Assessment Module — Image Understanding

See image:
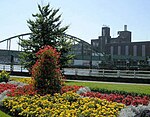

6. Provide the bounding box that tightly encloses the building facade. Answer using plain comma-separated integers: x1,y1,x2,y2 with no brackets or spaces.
91,25,150,70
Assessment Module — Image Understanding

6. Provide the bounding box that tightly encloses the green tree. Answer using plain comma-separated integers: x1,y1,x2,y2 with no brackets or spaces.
19,3,73,71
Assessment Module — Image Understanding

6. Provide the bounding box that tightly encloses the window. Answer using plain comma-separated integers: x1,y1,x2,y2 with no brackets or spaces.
118,46,121,55
111,46,114,55
125,46,129,55
133,45,137,56
142,45,145,57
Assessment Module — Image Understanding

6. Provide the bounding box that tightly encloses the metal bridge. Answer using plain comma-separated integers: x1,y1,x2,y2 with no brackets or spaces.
0,33,103,71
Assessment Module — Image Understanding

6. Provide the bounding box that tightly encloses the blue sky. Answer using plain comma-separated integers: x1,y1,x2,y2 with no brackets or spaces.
1,0,150,49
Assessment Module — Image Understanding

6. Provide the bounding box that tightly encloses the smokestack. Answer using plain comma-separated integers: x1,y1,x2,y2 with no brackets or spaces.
124,25,127,31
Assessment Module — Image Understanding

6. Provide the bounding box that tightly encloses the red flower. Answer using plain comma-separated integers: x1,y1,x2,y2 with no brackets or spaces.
61,85,83,94
80,91,150,106
0,84,17,94
7,84,37,97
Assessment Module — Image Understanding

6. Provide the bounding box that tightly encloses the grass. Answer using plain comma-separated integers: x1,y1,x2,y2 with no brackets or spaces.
66,81,150,94
0,110,11,117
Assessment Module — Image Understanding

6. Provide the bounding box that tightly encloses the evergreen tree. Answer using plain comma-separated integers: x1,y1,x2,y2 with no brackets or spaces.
19,4,73,71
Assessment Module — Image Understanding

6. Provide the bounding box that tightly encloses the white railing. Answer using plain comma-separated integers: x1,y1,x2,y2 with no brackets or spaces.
0,64,28,72
0,65,150,79
63,68,150,79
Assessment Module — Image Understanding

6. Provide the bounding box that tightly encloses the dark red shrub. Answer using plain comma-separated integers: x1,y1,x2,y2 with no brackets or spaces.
32,45,64,95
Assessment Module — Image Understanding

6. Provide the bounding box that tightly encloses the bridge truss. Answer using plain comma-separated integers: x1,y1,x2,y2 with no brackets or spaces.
0,33,103,70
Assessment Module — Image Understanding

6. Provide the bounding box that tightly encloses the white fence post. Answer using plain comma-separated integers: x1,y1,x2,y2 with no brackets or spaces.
117,70,120,77
134,70,136,78
3,65,5,70
89,69,92,76
103,69,105,77
75,68,78,76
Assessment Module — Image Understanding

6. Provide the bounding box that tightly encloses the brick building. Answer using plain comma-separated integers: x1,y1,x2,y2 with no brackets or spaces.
91,25,150,69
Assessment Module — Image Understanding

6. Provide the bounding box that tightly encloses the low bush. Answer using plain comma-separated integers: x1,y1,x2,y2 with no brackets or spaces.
91,87,150,97
0,70,10,83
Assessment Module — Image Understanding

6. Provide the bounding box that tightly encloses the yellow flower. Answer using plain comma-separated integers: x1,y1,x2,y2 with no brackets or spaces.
2,92,125,117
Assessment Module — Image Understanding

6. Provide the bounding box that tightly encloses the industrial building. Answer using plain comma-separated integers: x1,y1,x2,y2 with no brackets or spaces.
91,25,150,70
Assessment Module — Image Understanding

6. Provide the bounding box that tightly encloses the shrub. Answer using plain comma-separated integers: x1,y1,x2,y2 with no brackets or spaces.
91,87,150,97
32,45,64,95
0,70,10,82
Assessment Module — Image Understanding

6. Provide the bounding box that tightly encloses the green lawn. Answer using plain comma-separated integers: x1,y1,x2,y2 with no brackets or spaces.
0,110,11,117
66,81,150,94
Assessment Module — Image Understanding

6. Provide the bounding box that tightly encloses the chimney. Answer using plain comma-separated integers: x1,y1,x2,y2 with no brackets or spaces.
124,25,127,31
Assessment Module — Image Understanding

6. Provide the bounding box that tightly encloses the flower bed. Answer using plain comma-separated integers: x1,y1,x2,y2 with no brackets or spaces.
6,84,37,97
6,85,81,97
3,92,125,117
3,83,150,107
61,85,83,93
0,80,150,116
81,92,149,106
0,84,17,94
10,78,33,84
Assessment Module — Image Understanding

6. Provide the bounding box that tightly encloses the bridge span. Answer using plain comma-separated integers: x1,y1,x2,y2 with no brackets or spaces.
0,33,103,68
